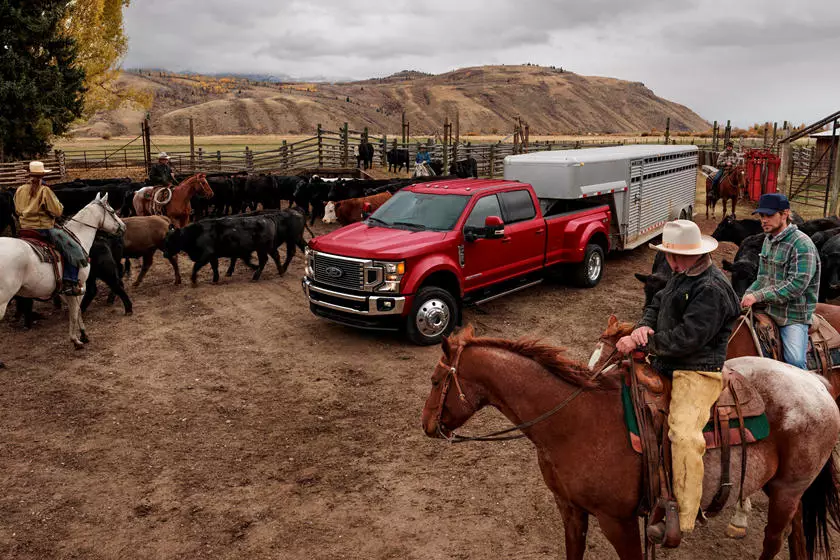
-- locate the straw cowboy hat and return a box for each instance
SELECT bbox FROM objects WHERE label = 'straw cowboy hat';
[158,152,170,160]
[649,219,718,255]
[29,161,52,175]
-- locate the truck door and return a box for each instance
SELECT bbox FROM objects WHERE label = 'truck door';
[461,194,508,291]
[497,189,544,279]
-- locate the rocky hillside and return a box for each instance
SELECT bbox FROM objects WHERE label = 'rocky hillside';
[74,65,708,137]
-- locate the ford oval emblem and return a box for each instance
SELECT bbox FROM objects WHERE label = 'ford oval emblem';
[324,266,343,279]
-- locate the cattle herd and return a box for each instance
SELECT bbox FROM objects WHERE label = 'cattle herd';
[635,212,840,306]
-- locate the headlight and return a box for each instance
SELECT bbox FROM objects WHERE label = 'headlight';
[375,261,405,292]
[304,247,315,278]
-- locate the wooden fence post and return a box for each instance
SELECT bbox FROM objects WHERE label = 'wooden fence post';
[317,124,323,168]
[829,120,840,216]
[489,143,496,177]
[381,135,387,168]
[245,147,253,173]
[664,117,671,145]
[724,120,731,147]
[198,147,204,171]
[282,140,288,170]
[189,117,195,171]
[712,120,719,152]
[341,123,349,168]
[143,117,152,173]
[216,150,221,172]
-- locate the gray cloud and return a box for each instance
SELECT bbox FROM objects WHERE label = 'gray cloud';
[123,0,840,126]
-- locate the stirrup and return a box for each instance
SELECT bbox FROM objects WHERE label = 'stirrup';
[60,282,84,296]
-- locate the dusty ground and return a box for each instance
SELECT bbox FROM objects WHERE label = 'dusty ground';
[0,190,834,559]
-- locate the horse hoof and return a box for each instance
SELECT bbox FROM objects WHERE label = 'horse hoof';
[80,333,90,344]
[0,360,5,369]
[125,310,133,316]
[73,341,84,350]
[725,524,747,539]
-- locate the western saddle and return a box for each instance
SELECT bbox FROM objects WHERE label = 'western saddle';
[749,311,840,378]
[626,352,766,555]
[18,229,64,296]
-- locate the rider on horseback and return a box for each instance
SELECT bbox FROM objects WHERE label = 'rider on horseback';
[712,141,740,198]
[149,152,176,187]
[13,162,88,296]
[740,193,820,369]
[616,220,740,536]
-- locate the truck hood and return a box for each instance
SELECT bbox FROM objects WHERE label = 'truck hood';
[310,223,450,259]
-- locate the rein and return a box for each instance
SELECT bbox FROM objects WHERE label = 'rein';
[436,343,620,443]
[729,307,763,356]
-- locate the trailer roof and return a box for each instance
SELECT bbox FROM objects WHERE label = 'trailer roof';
[506,144,698,166]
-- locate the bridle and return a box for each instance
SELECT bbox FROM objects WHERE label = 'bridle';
[66,200,124,234]
[432,341,620,443]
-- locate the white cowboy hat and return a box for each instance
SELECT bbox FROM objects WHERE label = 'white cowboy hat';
[649,219,718,255]
[158,152,170,160]
[29,161,52,175]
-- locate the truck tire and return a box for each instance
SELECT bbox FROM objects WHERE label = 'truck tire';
[573,244,605,288]
[406,286,458,346]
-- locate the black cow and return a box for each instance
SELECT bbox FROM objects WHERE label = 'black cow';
[721,233,765,297]
[810,227,840,252]
[634,251,672,308]
[819,235,840,301]
[327,178,396,202]
[81,234,133,315]
[429,160,444,176]
[387,149,409,173]
[711,216,762,245]
[800,217,840,237]
[294,177,330,225]
[356,142,374,170]
[450,157,478,178]
[164,214,289,284]
[55,183,136,216]
[0,190,16,236]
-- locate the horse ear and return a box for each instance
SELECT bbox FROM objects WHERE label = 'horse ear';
[461,324,475,340]
[94,192,101,201]
[608,314,618,326]
[634,273,649,284]
[101,193,109,203]
[441,334,452,356]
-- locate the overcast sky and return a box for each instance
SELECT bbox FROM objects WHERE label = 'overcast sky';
[123,0,840,128]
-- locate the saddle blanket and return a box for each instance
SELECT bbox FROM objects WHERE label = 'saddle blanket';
[621,384,770,454]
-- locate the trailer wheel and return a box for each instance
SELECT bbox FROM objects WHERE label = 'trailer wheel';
[573,244,605,288]
[406,286,458,345]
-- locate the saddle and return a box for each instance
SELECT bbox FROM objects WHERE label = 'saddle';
[144,186,172,214]
[625,355,766,552]
[18,229,63,296]
[752,311,840,377]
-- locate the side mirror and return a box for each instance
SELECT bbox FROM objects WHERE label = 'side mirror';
[484,215,504,238]
[362,202,373,220]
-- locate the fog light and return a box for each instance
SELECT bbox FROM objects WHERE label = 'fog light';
[377,298,395,311]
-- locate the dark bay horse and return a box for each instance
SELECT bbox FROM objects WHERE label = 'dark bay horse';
[423,325,840,560]
[706,165,746,219]
[133,174,213,228]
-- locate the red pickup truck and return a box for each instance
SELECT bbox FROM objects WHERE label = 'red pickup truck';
[303,178,611,345]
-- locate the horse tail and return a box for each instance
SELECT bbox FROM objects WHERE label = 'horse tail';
[801,453,840,560]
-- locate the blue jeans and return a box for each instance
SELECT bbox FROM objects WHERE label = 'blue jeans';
[36,228,79,283]
[780,323,809,370]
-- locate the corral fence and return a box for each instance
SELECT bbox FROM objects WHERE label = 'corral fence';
[0,154,66,188]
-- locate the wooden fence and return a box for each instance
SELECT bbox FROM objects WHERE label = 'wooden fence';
[0,154,66,188]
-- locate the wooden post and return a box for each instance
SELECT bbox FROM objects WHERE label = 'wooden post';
[712,120,719,152]
[524,123,530,150]
[724,120,731,147]
[828,120,840,216]
[198,147,204,171]
[104,150,109,170]
[282,140,288,170]
[381,135,387,168]
[778,123,791,194]
[401,112,407,144]
[245,147,253,173]
[455,110,460,145]
[189,117,195,171]
[216,150,221,172]
[143,117,152,173]
[443,118,450,174]
[489,143,496,178]
[772,122,778,148]
[763,122,769,148]
[664,117,671,145]
[341,122,349,168]
[317,124,323,168]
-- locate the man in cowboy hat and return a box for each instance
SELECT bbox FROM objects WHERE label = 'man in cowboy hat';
[740,193,819,369]
[712,140,741,198]
[13,161,88,295]
[148,152,177,187]
[616,219,740,537]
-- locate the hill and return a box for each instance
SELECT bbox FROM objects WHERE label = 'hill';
[72,65,709,138]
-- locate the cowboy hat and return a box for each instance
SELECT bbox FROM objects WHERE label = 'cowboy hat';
[649,219,718,255]
[29,161,52,175]
[158,152,170,160]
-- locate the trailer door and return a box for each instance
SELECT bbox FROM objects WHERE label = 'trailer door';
[626,159,644,245]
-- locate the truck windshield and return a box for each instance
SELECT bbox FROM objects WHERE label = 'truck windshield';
[368,191,470,231]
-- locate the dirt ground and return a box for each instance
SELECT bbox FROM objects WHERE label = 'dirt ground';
[0,190,835,559]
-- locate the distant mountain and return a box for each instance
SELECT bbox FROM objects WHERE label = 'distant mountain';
[73,65,709,137]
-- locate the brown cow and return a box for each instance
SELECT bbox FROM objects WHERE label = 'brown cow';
[121,216,182,286]
[324,192,392,226]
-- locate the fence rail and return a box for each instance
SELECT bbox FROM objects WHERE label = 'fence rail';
[0,155,66,188]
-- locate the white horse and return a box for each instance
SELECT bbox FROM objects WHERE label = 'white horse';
[0,193,125,363]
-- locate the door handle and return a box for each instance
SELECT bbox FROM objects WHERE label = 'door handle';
[502,237,512,244]
[535,228,545,235]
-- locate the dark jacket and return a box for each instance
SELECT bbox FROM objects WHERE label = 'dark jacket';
[639,256,740,376]
[149,163,174,186]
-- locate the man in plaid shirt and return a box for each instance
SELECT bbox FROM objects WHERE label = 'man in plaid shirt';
[741,193,820,369]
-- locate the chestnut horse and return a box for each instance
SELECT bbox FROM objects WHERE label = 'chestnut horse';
[706,165,746,219]
[133,174,213,228]
[423,325,840,560]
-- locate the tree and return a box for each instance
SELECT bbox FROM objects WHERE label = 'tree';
[63,0,147,119]
[0,1,86,161]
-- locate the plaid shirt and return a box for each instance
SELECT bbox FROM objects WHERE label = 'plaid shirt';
[747,224,820,325]
[717,149,740,167]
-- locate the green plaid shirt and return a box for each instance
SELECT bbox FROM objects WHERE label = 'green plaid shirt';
[746,224,820,325]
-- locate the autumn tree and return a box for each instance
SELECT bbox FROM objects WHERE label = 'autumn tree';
[0,0,86,161]
[63,0,149,118]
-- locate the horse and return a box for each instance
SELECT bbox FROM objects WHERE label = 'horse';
[423,325,840,560]
[119,216,181,287]
[0,193,126,364]
[593,313,840,549]
[705,164,745,219]
[132,174,213,228]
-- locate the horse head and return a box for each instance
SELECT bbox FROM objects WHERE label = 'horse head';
[588,315,634,372]
[421,325,483,438]
[88,192,126,236]
[194,173,214,198]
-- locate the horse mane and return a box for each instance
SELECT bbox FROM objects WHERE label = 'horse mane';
[447,326,598,389]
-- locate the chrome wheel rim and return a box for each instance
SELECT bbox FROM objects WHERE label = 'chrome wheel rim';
[588,251,602,282]
[416,298,451,338]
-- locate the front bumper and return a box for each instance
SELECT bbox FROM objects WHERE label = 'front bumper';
[302,277,407,317]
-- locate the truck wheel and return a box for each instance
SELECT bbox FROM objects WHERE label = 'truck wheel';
[573,244,605,288]
[406,286,458,346]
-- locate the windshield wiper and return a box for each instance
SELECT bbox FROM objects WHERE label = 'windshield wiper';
[366,216,390,227]
[392,221,426,230]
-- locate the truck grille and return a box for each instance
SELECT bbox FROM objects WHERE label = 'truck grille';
[314,253,365,290]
